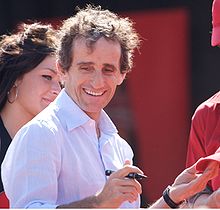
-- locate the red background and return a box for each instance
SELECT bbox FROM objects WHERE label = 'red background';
[125,8,190,202]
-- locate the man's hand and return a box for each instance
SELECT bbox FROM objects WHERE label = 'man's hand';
[95,161,143,208]
[203,187,220,208]
[57,161,143,208]
[169,160,219,204]
[190,187,220,208]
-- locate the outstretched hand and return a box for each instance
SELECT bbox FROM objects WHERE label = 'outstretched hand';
[169,160,219,204]
[204,187,220,208]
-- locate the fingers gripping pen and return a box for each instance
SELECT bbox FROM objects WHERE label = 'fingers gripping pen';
[105,170,147,180]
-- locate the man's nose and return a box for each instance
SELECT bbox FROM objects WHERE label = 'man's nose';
[91,71,105,88]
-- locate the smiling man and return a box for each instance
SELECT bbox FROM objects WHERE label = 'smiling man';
[63,37,126,122]
[1,5,143,208]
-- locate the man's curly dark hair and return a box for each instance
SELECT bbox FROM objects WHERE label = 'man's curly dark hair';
[57,5,141,74]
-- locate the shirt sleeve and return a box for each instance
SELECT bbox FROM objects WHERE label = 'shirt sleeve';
[1,121,61,208]
[186,104,208,167]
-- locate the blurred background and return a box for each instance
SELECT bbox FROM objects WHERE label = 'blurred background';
[1,0,219,206]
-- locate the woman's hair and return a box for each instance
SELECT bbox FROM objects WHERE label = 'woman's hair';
[57,5,140,74]
[0,22,59,111]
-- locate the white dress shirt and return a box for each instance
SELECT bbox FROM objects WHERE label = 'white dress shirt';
[1,89,140,208]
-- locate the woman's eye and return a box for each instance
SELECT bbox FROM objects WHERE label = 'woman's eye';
[42,75,52,80]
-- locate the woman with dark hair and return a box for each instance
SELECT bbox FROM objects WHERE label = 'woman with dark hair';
[0,22,62,193]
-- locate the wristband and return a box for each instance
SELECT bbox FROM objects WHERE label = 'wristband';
[162,186,184,208]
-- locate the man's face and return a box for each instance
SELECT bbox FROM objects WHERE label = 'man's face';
[63,37,126,120]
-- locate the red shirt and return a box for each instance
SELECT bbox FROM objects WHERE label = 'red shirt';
[186,91,220,190]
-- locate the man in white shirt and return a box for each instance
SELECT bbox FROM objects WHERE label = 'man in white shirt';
[1,5,144,208]
[1,5,219,209]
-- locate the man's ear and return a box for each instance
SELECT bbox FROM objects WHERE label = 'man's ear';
[117,73,127,85]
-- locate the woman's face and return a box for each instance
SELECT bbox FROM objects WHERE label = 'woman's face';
[15,56,61,118]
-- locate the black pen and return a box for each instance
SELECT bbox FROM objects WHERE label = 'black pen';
[105,170,147,180]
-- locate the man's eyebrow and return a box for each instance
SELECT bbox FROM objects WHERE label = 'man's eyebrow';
[76,62,117,70]
[103,63,117,70]
[77,61,94,66]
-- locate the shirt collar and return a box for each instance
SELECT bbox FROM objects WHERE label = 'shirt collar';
[99,110,118,134]
[53,89,118,134]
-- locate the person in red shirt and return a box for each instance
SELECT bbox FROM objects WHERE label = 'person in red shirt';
[186,91,220,171]
[185,0,220,207]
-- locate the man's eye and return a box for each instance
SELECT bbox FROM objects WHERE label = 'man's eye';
[43,75,52,80]
[104,68,114,73]
[80,66,94,73]
[80,66,90,71]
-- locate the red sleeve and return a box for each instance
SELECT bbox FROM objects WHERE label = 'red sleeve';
[186,104,208,167]
[186,92,220,191]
